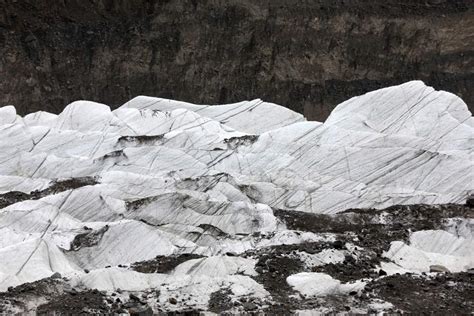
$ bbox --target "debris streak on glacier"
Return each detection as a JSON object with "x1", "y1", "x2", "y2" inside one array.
[{"x1": 0, "y1": 81, "x2": 472, "y2": 309}]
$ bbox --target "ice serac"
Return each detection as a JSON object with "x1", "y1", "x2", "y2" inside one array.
[{"x1": 0, "y1": 81, "x2": 473, "y2": 312}]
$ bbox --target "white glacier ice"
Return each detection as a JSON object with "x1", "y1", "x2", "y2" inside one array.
[
  {"x1": 286, "y1": 272, "x2": 366, "y2": 297},
  {"x1": 0, "y1": 81, "x2": 472, "y2": 311}
]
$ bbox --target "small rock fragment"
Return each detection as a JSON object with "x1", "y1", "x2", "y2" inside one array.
[
  {"x1": 129, "y1": 293, "x2": 141, "y2": 302},
  {"x1": 333, "y1": 240, "x2": 344, "y2": 249},
  {"x1": 129, "y1": 306, "x2": 153, "y2": 316},
  {"x1": 466, "y1": 195, "x2": 474, "y2": 207},
  {"x1": 429, "y1": 265, "x2": 450, "y2": 273},
  {"x1": 243, "y1": 301, "x2": 257, "y2": 310}
]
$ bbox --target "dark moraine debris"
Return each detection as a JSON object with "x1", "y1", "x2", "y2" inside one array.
[
  {"x1": 0, "y1": 191, "x2": 31, "y2": 209},
  {"x1": 224, "y1": 135, "x2": 259, "y2": 150},
  {"x1": 311, "y1": 255, "x2": 383, "y2": 283},
  {"x1": 1, "y1": 277, "x2": 153, "y2": 315},
  {"x1": 208, "y1": 288, "x2": 234, "y2": 313},
  {"x1": 251, "y1": 249, "x2": 305, "y2": 313},
  {"x1": 126, "y1": 192, "x2": 193, "y2": 212},
  {"x1": 365, "y1": 272, "x2": 474, "y2": 314},
  {"x1": 118, "y1": 135, "x2": 165, "y2": 145},
  {"x1": 275, "y1": 203, "x2": 473, "y2": 238},
  {"x1": 0, "y1": 278, "x2": 63, "y2": 313},
  {"x1": 36, "y1": 290, "x2": 110, "y2": 315},
  {"x1": 274, "y1": 203, "x2": 474, "y2": 282},
  {"x1": 466, "y1": 195, "x2": 474, "y2": 208},
  {"x1": 69, "y1": 225, "x2": 110, "y2": 251},
  {"x1": 125, "y1": 196, "x2": 160, "y2": 212},
  {"x1": 41, "y1": 177, "x2": 99, "y2": 195},
  {"x1": 1, "y1": 277, "x2": 122, "y2": 315},
  {"x1": 0, "y1": 176, "x2": 98, "y2": 209},
  {"x1": 179, "y1": 172, "x2": 234, "y2": 190},
  {"x1": 131, "y1": 254, "x2": 204, "y2": 274},
  {"x1": 197, "y1": 224, "x2": 230, "y2": 238},
  {"x1": 98, "y1": 149, "x2": 127, "y2": 160}
]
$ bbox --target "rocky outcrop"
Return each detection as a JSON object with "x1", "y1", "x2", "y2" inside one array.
[{"x1": 0, "y1": 0, "x2": 473, "y2": 120}]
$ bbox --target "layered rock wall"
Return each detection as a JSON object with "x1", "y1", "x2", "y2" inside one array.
[{"x1": 0, "y1": 0, "x2": 473, "y2": 119}]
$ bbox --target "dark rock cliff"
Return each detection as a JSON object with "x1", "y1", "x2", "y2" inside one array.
[{"x1": 1, "y1": 0, "x2": 473, "y2": 120}]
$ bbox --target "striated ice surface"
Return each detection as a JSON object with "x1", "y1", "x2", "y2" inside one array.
[{"x1": 0, "y1": 81, "x2": 473, "y2": 308}]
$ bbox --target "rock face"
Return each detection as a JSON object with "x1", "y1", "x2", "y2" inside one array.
[
  {"x1": 1, "y1": 0, "x2": 473, "y2": 120},
  {"x1": 0, "y1": 82, "x2": 473, "y2": 314}
]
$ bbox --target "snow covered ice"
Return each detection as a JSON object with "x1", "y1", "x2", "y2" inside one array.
[{"x1": 0, "y1": 81, "x2": 473, "y2": 313}]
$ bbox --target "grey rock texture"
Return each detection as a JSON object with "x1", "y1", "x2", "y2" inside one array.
[{"x1": 0, "y1": 0, "x2": 473, "y2": 120}]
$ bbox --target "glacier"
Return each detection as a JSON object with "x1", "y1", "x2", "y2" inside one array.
[{"x1": 0, "y1": 81, "x2": 473, "y2": 314}]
